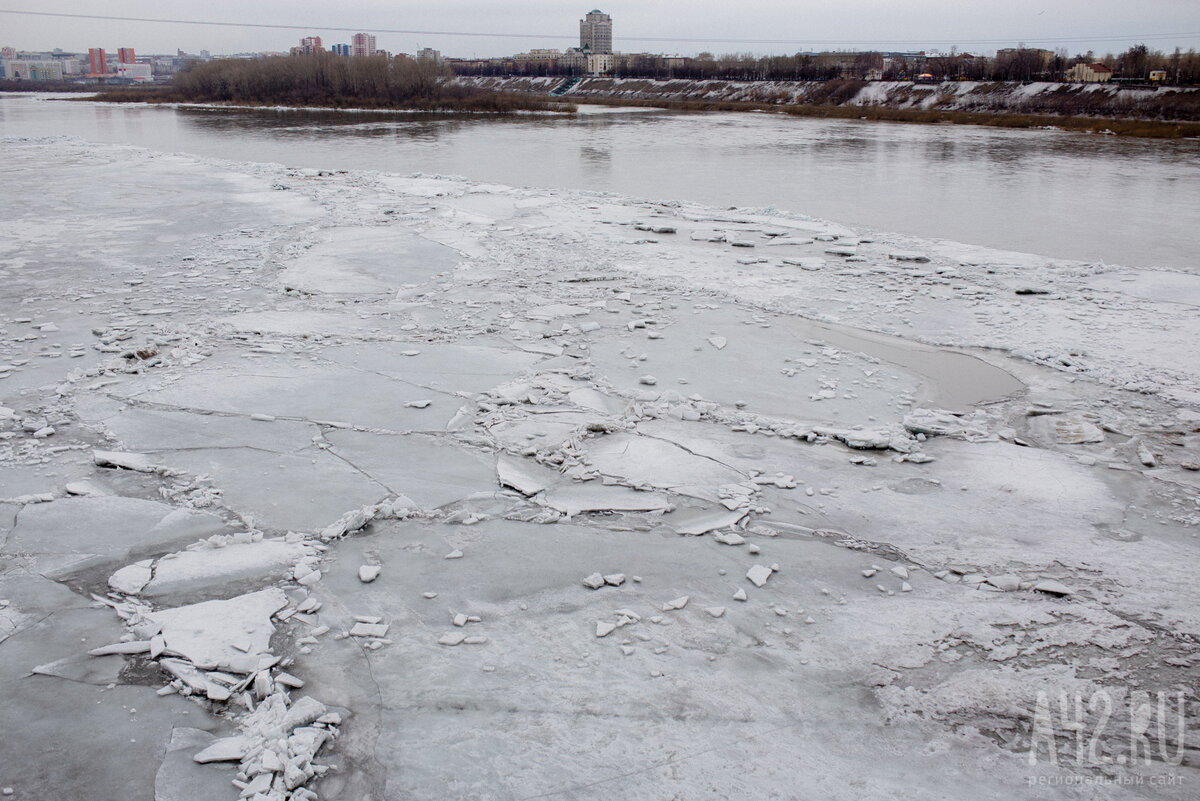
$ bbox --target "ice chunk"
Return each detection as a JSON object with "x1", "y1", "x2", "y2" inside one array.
[
  {"x1": 108, "y1": 560, "x2": 154, "y2": 595},
  {"x1": 984, "y1": 574, "x2": 1020, "y2": 592},
  {"x1": 88, "y1": 640, "x2": 153, "y2": 656},
  {"x1": 144, "y1": 540, "x2": 308, "y2": 596},
  {"x1": 526, "y1": 304, "x2": 590, "y2": 321},
  {"x1": 661, "y1": 596, "x2": 689, "y2": 611},
  {"x1": 712, "y1": 531, "x2": 747, "y2": 547},
  {"x1": 92, "y1": 450, "x2": 159, "y2": 473},
  {"x1": 192, "y1": 735, "x2": 252, "y2": 763},
  {"x1": 542, "y1": 484, "x2": 672, "y2": 515},
  {"x1": 1054, "y1": 417, "x2": 1105, "y2": 445},
  {"x1": 1033, "y1": 579, "x2": 1074, "y2": 596},
  {"x1": 582, "y1": 572, "x2": 605, "y2": 589},
  {"x1": 671, "y1": 508, "x2": 747, "y2": 536},
  {"x1": 358, "y1": 565, "x2": 382, "y2": 583},
  {"x1": 496, "y1": 454, "x2": 555, "y2": 497},
  {"x1": 63, "y1": 481, "x2": 109, "y2": 497},
  {"x1": 350, "y1": 622, "x2": 389, "y2": 637},
  {"x1": 746, "y1": 565, "x2": 773, "y2": 587}
]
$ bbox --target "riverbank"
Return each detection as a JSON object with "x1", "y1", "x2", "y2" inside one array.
[
  {"x1": 87, "y1": 86, "x2": 570, "y2": 114},
  {"x1": 83, "y1": 53, "x2": 567, "y2": 114},
  {"x1": 458, "y1": 76, "x2": 1200, "y2": 137}
]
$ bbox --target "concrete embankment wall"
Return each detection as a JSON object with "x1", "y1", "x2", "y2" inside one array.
[{"x1": 455, "y1": 76, "x2": 1200, "y2": 121}]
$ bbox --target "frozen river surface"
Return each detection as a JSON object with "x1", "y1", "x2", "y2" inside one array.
[
  {"x1": 3, "y1": 94, "x2": 1199, "y2": 271},
  {"x1": 1, "y1": 100, "x2": 1199, "y2": 801}
]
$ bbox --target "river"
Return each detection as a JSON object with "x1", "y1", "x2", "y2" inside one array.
[{"x1": 2, "y1": 94, "x2": 1196, "y2": 272}]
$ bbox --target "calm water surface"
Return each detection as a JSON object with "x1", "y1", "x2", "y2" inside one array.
[{"x1": 3, "y1": 94, "x2": 1197, "y2": 271}]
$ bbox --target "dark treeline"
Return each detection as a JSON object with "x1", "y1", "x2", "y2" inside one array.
[
  {"x1": 94, "y1": 52, "x2": 563, "y2": 111},
  {"x1": 453, "y1": 44, "x2": 1200, "y2": 85}
]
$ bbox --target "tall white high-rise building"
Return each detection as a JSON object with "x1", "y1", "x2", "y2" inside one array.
[
  {"x1": 352, "y1": 33, "x2": 377, "y2": 58},
  {"x1": 579, "y1": 9, "x2": 612, "y2": 54}
]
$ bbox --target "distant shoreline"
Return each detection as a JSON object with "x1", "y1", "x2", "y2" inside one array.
[
  {"x1": 461, "y1": 76, "x2": 1200, "y2": 139},
  {"x1": 7, "y1": 78, "x2": 1198, "y2": 137},
  {"x1": 572, "y1": 95, "x2": 1200, "y2": 138}
]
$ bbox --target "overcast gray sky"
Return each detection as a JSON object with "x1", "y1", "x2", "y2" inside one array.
[{"x1": 4, "y1": 1, "x2": 1199, "y2": 58}]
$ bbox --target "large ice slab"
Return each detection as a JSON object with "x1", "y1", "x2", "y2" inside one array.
[
  {"x1": 277, "y1": 226, "x2": 461, "y2": 295},
  {"x1": 148, "y1": 588, "x2": 288, "y2": 672},
  {"x1": 3, "y1": 497, "x2": 228, "y2": 566}
]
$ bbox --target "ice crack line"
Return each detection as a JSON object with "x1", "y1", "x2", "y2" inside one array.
[{"x1": 516, "y1": 720, "x2": 804, "y2": 800}]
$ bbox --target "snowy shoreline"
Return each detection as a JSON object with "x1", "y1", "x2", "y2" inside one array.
[{"x1": 1, "y1": 136, "x2": 1198, "y2": 800}]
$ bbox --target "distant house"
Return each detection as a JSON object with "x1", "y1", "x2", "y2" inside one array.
[{"x1": 1066, "y1": 62, "x2": 1113, "y2": 83}]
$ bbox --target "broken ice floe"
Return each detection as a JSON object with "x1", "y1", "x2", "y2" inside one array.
[
  {"x1": 147, "y1": 588, "x2": 287, "y2": 673},
  {"x1": 670, "y1": 508, "x2": 747, "y2": 536},
  {"x1": 193, "y1": 693, "x2": 341, "y2": 799},
  {"x1": 93, "y1": 450, "x2": 168, "y2": 474}
]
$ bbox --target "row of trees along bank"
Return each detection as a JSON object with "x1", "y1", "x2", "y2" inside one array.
[{"x1": 451, "y1": 45, "x2": 1200, "y2": 85}]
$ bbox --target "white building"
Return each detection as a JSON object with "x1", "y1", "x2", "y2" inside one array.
[
  {"x1": 586, "y1": 53, "x2": 615, "y2": 75},
  {"x1": 115, "y1": 62, "x2": 153, "y2": 82}
]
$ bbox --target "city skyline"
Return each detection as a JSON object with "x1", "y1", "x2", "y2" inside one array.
[{"x1": 3, "y1": 1, "x2": 1200, "y2": 59}]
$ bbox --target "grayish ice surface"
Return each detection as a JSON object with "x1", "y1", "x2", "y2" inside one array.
[{"x1": 1, "y1": 134, "x2": 1198, "y2": 801}]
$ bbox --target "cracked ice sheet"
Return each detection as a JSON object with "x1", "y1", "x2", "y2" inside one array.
[
  {"x1": 636, "y1": 418, "x2": 1200, "y2": 632},
  {"x1": 139, "y1": 539, "x2": 310, "y2": 598},
  {"x1": 530, "y1": 189, "x2": 1200, "y2": 400},
  {"x1": 286, "y1": 517, "x2": 1130, "y2": 800},
  {"x1": 4, "y1": 137, "x2": 1199, "y2": 801},
  {"x1": 276, "y1": 226, "x2": 462, "y2": 295},
  {"x1": 587, "y1": 300, "x2": 1018, "y2": 422},
  {"x1": 0, "y1": 571, "x2": 220, "y2": 801},
  {"x1": 114, "y1": 356, "x2": 462, "y2": 432},
  {"x1": 319, "y1": 340, "x2": 547, "y2": 396},
  {"x1": 161, "y1": 445, "x2": 388, "y2": 532},
  {"x1": 581, "y1": 431, "x2": 746, "y2": 502},
  {"x1": 2, "y1": 496, "x2": 229, "y2": 576},
  {"x1": 323, "y1": 430, "x2": 497, "y2": 509},
  {"x1": 0, "y1": 141, "x2": 322, "y2": 266},
  {"x1": 96, "y1": 406, "x2": 320, "y2": 454}
]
